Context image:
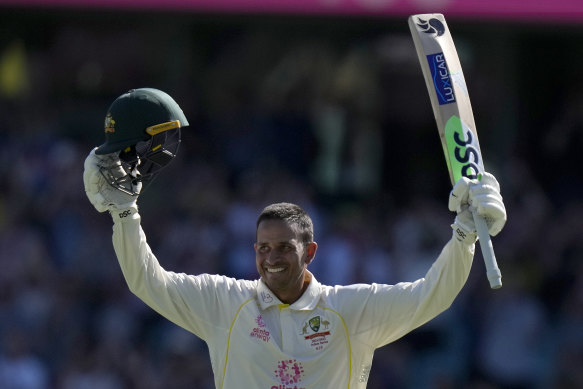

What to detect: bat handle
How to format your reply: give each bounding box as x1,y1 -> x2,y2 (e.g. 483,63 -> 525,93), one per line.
473,211 -> 502,289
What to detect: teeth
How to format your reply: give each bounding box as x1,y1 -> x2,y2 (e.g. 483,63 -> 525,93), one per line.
267,267 -> 284,273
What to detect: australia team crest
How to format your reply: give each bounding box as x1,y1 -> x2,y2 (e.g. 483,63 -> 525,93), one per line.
308,316 -> 320,332
302,315 -> 331,351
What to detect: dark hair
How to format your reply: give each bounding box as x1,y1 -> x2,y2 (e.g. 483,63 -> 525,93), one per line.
256,202 -> 314,243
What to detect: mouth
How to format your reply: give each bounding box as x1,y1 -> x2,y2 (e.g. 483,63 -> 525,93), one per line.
266,267 -> 285,273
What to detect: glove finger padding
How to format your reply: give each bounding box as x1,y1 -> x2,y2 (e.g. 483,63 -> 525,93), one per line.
95,170 -> 141,210
84,148 -> 109,213
448,176 -> 471,213
468,172 -> 506,236
83,148 -> 141,213
448,172 -> 507,241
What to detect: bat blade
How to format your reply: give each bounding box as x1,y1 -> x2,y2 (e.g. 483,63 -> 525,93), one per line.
408,13 -> 502,289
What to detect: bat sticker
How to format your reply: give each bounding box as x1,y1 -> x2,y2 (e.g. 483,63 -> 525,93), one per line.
416,17 -> 446,36
427,53 -> 456,105
445,115 -> 483,181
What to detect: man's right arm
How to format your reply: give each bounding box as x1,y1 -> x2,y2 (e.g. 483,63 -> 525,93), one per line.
110,208 -> 255,341
84,147 -> 253,341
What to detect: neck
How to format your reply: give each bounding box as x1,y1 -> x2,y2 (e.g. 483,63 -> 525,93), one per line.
277,271 -> 312,304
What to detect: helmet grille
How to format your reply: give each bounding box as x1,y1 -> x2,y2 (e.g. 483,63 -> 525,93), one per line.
118,127 -> 181,191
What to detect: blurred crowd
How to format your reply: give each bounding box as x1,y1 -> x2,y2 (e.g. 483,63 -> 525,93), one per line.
0,10 -> 582,389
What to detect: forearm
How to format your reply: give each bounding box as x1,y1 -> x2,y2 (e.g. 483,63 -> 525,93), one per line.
111,208 -> 205,335
111,208 -> 170,303
340,235 -> 475,347
411,236 -> 475,323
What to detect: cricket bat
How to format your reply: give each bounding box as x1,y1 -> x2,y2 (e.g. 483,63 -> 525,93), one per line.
408,13 -> 502,289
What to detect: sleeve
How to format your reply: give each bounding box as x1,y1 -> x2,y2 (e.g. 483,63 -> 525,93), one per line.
110,210 -> 255,341
333,236 -> 474,348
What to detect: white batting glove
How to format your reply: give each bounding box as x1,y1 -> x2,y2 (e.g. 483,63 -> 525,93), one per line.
448,172 -> 506,243
83,148 -> 141,214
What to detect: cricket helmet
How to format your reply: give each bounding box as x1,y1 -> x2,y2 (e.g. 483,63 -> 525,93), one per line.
96,88 -> 189,194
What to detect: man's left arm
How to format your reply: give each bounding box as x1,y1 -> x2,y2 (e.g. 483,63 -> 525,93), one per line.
340,173 -> 506,347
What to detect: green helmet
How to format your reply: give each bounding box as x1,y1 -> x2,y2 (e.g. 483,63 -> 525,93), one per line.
96,88 -> 189,194
96,88 -> 188,155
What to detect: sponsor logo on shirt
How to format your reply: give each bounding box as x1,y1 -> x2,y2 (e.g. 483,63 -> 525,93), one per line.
272,359 -> 305,389
271,386 -> 306,389
250,315 -> 270,343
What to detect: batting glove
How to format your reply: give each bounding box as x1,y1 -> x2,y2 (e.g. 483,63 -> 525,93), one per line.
83,148 -> 142,214
448,172 -> 506,243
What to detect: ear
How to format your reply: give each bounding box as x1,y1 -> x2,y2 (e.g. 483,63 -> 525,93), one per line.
304,242 -> 318,265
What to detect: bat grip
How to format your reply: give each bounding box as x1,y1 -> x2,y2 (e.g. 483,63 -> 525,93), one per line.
473,211 -> 502,289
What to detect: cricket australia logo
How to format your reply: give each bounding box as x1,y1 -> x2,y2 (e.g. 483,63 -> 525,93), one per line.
416,17 -> 446,37
302,316 -> 331,351
104,114 -> 116,133
308,316 -> 320,332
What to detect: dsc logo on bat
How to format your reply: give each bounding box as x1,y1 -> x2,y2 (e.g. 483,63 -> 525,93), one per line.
427,53 -> 455,105
445,116 -> 482,180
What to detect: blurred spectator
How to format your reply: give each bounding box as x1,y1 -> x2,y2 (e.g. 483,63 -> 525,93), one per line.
0,329 -> 49,389
474,275 -> 549,389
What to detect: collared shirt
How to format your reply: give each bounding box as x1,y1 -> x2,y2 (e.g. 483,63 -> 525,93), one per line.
112,212 -> 474,388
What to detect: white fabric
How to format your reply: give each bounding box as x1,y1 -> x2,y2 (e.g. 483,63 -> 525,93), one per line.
112,213 -> 475,389
83,148 -> 141,213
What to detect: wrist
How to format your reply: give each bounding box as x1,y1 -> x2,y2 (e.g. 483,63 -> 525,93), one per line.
451,221 -> 477,245
110,205 -> 139,222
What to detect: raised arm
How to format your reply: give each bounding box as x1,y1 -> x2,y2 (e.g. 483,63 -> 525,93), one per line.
338,173 -> 506,347
81,88 -> 253,341
83,147 -> 254,341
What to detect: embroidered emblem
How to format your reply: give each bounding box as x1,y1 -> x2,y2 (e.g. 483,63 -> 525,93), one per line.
308,316 -> 320,332
104,114 -> 116,133
302,316 -> 332,351
261,291 -> 273,303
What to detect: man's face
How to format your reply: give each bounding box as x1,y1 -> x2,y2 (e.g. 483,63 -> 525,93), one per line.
255,219 -> 316,303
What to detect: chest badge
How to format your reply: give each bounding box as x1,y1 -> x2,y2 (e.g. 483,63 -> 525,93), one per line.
302,316 -> 332,351
309,316 -> 320,332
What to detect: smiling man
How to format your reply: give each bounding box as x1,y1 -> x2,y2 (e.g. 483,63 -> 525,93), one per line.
83,89 -> 507,389
255,204 -> 317,304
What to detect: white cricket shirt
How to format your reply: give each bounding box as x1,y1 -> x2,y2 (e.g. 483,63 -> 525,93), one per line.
112,211 -> 474,388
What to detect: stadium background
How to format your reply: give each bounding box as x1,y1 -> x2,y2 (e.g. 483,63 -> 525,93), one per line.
0,1 -> 582,388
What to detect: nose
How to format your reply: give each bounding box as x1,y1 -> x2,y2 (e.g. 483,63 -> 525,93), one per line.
265,251 -> 277,264
265,249 -> 282,264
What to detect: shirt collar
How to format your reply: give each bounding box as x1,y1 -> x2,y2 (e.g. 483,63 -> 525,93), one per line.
256,271 -> 321,311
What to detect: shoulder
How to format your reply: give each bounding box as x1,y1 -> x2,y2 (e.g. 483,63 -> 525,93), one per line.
195,273 -> 259,290
178,273 -> 259,302
319,282 -> 401,303
321,282 -> 382,294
